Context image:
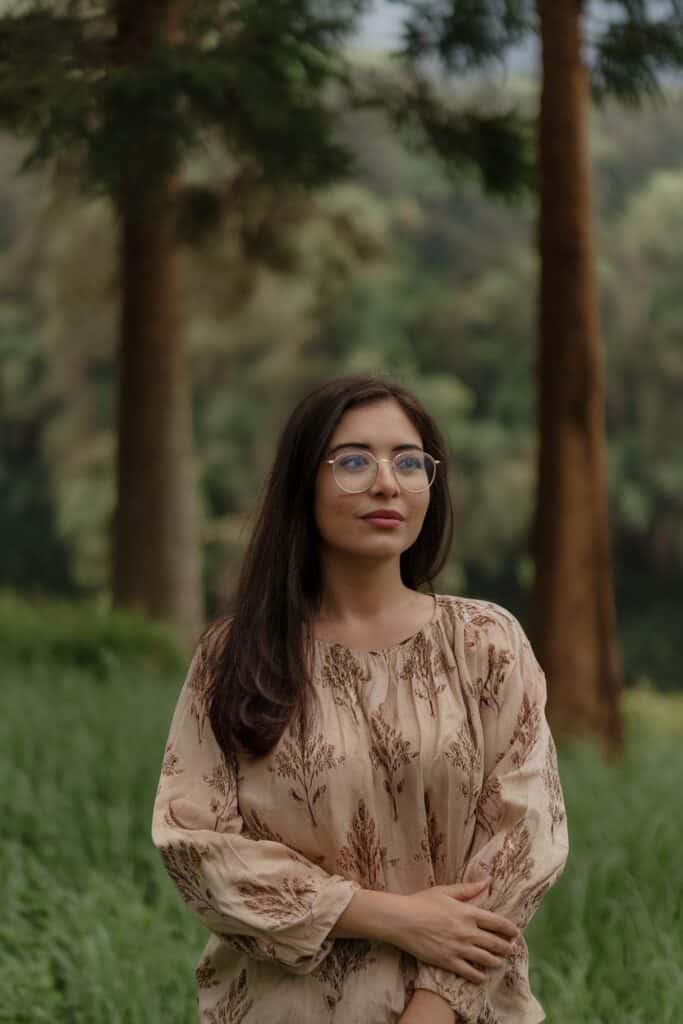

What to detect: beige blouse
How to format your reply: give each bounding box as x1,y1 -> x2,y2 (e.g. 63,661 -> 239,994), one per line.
151,593 -> 569,1024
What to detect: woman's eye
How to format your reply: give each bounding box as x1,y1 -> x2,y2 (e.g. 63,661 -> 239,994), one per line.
340,455 -> 369,470
398,456 -> 422,471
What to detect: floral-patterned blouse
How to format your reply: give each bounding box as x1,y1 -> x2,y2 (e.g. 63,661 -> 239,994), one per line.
151,593 -> 569,1024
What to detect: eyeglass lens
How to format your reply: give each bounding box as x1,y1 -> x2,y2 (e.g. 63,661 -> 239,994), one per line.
333,450 -> 436,492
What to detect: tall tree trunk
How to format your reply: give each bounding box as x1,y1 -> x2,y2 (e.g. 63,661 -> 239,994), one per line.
532,0 -> 622,758
112,0 -> 203,649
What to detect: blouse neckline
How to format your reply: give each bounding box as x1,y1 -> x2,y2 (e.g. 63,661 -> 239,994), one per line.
307,591 -> 442,658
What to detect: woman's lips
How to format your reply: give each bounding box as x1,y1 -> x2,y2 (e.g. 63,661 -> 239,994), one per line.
362,516 -> 403,528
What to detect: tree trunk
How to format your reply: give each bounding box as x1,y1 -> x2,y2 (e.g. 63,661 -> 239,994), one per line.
112,0 -> 203,649
532,0 -> 622,758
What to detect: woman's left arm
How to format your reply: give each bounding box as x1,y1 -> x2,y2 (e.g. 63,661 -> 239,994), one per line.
411,608 -> 570,1024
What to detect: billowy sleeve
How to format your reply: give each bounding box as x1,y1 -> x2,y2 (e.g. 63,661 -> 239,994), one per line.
413,608 -> 570,1022
150,641 -> 361,975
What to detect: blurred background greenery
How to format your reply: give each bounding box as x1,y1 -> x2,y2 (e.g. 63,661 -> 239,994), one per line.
2,82 -> 682,687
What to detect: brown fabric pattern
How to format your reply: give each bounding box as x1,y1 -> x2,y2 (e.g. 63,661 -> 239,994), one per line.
237,875 -> 322,925
542,733 -> 568,843
368,706 -> 420,822
320,646 -> 371,725
442,720 -> 483,825
157,838 -> 214,915
312,938 -> 378,1010
196,954 -> 221,990
203,753 -> 240,832
336,797 -> 397,889
412,789 -> 447,879
205,968 -> 253,1024
161,741 -> 182,777
398,630 -> 448,717
268,709 -> 346,828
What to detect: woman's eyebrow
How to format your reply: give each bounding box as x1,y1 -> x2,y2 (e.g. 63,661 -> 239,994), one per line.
328,442 -> 424,455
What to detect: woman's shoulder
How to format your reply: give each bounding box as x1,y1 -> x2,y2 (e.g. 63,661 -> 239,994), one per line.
437,593 -> 526,656
437,592 -> 521,629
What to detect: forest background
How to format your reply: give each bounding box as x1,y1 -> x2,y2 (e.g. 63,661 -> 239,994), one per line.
2,73 -> 682,691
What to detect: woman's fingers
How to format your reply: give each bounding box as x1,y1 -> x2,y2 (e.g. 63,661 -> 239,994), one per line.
473,909 -> 520,940
460,944 -> 505,969
450,957 -> 487,984
475,930 -> 517,957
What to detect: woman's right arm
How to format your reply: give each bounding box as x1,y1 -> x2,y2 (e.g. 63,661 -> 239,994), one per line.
151,643 -> 361,975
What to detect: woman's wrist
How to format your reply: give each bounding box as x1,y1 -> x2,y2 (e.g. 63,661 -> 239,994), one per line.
330,888 -> 409,943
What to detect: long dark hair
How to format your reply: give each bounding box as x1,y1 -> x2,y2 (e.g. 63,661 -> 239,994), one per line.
204,374 -> 453,760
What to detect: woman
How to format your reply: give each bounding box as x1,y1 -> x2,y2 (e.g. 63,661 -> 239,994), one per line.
151,374 -> 569,1024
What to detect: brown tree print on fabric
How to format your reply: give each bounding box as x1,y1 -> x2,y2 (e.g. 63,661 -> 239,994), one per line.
542,734 -> 567,842
476,1005 -> 502,1024
268,709 -> 345,827
442,720 -> 483,824
413,789 -> 446,880
336,797 -> 398,889
205,968 -> 253,1024
398,630 -> 448,718
161,741 -> 182,777
451,601 -> 499,653
195,955 -> 221,989
241,807 -> 283,843
238,875 -> 321,925
492,692 -> 541,771
474,773 -> 504,842
320,646 -> 371,725
219,934 -> 279,962
203,751 -> 241,831
368,707 -> 419,822
158,838 -> 215,917
482,821 -> 535,913
479,642 -> 514,712
312,937 -> 377,1010
502,938 -> 529,992
241,808 -> 326,867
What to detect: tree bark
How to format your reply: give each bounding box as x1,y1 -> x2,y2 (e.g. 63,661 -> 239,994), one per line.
112,0 -> 203,649
532,0 -> 622,757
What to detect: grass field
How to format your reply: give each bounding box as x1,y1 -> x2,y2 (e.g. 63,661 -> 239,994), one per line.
2,645 -> 682,1022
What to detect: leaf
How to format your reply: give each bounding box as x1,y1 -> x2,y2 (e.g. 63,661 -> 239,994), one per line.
289,788 -> 304,802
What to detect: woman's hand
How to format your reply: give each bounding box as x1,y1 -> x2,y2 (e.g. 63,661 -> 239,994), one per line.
397,987 -> 455,1024
389,878 -> 520,984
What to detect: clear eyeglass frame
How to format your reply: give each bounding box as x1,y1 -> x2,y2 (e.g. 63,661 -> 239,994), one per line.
323,449 -> 441,493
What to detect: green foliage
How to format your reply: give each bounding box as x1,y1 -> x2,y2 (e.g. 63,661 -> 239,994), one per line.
592,4 -> 683,102
1,649 -> 682,1020
0,1 -> 365,203
0,590 -> 186,674
394,78 -> 535,195
1,85 -> 682,681
389,0 -> 532,68
388,0 -> 683,108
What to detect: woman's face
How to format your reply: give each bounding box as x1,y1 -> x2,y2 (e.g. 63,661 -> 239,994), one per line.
314,398 -> 431,562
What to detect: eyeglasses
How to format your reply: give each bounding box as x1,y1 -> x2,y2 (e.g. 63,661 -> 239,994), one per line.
324,449 -> 441,493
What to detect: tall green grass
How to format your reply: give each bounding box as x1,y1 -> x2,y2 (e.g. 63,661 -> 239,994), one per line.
1,603 -> 681,1022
